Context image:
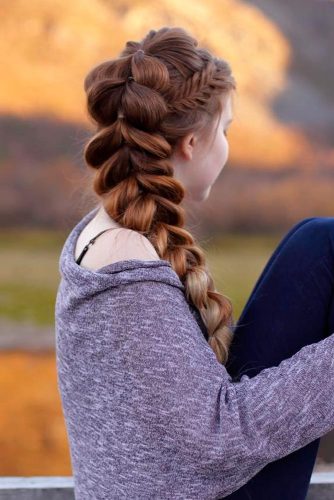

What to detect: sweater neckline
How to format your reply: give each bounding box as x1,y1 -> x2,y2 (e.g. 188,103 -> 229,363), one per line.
59,205 -> 186,291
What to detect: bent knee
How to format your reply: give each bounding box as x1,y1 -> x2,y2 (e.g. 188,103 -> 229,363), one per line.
290,217 -> 334,249
279,216 -> 334,265
297,216 -> 334,232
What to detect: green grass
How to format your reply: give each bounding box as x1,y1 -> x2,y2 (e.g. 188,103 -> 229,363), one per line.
202,232 -> 284,320
0,230 -> 66,326
0,229 -> 284,326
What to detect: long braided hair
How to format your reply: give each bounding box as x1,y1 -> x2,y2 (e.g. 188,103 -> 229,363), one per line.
83,26 -> 237,365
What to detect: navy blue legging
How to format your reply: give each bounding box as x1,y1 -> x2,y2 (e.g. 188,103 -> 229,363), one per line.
223,216 -> 334,500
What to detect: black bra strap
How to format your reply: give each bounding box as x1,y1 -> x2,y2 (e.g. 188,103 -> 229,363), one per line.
75,228 -> 119,265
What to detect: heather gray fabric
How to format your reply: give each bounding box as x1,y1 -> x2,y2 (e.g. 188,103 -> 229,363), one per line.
55,206 -> 334,499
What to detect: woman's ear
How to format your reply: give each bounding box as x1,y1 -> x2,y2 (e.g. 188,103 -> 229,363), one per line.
178,132 -> 196,161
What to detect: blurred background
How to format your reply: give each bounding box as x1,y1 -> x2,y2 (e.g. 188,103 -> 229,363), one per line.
1,0 -> 334,477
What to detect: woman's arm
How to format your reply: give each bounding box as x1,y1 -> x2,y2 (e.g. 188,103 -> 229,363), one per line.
111,279 -> 334,496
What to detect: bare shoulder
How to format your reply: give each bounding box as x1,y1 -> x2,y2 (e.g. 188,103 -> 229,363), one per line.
77,226 -> 161,271
111,228 -> 161,261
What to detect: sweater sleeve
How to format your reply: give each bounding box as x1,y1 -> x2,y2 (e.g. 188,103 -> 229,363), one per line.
113,279 -> 334,496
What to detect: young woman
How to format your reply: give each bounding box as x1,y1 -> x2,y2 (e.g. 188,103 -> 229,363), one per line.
55,26 -> 334,499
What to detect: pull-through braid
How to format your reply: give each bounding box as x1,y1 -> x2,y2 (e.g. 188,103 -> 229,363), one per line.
83,26 -> 237,364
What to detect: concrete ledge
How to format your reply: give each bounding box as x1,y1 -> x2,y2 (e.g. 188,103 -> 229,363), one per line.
307,472 -> 334,500
0,477 -> 74,499
0,473 -> 334,499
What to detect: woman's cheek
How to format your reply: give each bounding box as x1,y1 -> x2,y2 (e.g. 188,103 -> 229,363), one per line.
212,137 -> 228,182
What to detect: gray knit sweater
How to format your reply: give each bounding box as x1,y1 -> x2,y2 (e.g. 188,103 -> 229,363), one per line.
55,206 -> 334,499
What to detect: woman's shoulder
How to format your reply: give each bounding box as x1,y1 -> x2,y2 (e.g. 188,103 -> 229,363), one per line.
75,218 -> 160,271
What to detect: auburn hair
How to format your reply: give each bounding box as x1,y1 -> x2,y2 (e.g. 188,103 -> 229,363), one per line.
83,26 -> 237,365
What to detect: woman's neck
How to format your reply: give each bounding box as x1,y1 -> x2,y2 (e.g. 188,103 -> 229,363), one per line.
93,202 -> 120,228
